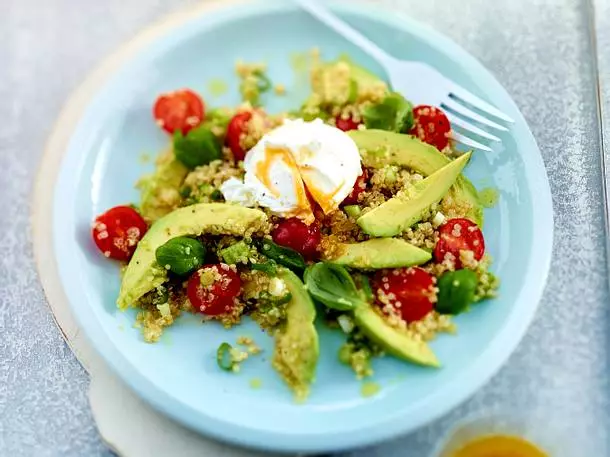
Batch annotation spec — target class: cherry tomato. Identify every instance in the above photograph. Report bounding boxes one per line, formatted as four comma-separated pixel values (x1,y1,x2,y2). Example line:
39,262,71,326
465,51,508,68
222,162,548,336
341,169,369,206
272,217,321,259
434,218,485,268
187,264,242,316
335,115,361,132
371,267,436,323
225,112,253,161
409,105,451,150
153,89,205,135
92,206,148,261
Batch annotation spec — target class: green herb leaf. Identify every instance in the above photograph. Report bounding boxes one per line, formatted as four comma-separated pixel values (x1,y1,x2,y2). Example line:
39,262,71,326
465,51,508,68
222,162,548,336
304,262,366,311
155,237,206,276
254,239,306,272
436,269,478,315
216,342,234,371
363,92,413,133
251,261,278,276
173,125,222,169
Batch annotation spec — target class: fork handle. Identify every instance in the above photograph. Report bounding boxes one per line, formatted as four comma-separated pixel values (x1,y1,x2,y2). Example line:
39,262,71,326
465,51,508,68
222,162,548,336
293,0,395,66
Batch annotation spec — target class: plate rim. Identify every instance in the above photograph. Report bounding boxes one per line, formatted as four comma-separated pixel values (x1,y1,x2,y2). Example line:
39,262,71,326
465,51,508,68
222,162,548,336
35,0,554,453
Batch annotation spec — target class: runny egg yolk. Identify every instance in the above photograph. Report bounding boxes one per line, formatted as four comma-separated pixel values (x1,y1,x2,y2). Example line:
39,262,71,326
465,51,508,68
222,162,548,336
254,146,314,222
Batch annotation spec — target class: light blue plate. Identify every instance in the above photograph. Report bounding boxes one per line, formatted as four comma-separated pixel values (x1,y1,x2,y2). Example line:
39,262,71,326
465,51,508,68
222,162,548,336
52,1,553,453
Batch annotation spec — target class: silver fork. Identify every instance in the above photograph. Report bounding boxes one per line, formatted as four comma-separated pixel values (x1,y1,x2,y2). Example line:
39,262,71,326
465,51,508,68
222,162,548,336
293,0,514,152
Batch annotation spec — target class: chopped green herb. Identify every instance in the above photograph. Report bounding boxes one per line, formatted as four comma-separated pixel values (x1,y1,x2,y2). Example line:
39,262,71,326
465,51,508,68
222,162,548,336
216,342,234,371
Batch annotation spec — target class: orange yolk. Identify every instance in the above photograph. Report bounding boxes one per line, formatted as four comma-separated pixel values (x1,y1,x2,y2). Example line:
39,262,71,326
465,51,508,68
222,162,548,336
254,146,314,222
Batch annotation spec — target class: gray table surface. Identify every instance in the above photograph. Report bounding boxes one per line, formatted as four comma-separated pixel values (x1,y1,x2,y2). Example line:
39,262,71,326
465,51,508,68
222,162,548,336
1,0,609,455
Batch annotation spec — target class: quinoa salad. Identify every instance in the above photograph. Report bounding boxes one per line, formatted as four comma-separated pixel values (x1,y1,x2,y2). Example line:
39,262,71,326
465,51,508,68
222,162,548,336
91,51,499,399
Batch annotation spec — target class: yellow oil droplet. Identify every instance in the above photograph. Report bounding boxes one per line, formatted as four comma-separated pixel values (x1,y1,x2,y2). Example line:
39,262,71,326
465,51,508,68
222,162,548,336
479,187,499,208
360,381,381,398
450,435,548,457
249,378,262,389
207,79,229,97
290,51,310,75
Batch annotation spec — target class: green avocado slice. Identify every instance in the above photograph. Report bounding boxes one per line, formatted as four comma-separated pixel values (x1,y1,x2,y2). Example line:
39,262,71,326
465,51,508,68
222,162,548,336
349,129,483,226
357,152,471,237
326,238,431,269
136,149,189,224
117,203,268,310
353,301,439,367
272,268,319,400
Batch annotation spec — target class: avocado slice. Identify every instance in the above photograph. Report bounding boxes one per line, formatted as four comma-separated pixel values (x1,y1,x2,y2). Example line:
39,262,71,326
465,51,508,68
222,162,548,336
353,301,439,367
272,268,319,400
117,203,268,310
325,238,431,269
136,149,189,223
349,129,483,226
357,152,471,237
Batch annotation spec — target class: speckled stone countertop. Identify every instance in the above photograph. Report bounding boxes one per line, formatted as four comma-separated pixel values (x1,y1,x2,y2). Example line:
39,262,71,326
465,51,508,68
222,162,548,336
1,0,608,455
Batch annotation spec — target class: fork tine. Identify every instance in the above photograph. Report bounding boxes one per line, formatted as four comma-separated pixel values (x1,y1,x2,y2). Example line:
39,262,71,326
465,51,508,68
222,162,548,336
442,99,508,132
451,131,493,152
444,112,501,142
448,86,514,123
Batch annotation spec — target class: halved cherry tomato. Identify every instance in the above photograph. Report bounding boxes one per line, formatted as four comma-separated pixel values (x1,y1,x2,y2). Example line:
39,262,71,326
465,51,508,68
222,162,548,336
371,267,436,323
341,169,369,206
409,105,451,151
153,89,205,135
187,264,242,316
272,217,321,259
434,218,485,268
92,206,148,261
335,115,361,132
225,112,252,161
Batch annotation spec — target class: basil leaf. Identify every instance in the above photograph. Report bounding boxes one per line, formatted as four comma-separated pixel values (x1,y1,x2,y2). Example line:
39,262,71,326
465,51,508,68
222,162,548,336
251,261,278,276
254,239,306,272
155,237,206,276
436,269,478,315
304,262,365,311
363,92,413,133
353,273,374,302
173,125,222,169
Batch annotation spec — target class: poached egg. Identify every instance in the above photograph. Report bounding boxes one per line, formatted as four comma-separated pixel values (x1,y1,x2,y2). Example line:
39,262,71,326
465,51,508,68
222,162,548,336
221,118,362,222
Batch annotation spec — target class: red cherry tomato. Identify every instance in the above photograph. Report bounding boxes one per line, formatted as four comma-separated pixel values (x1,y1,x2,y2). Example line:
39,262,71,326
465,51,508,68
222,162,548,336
335,115,361,132
225,112,253,161
342,169,369,206
434,218,485,268
153,89,205,135
371,267,436,323
409,105,451,150
92,206,148,261
187,264,242,316
272,217,321,259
